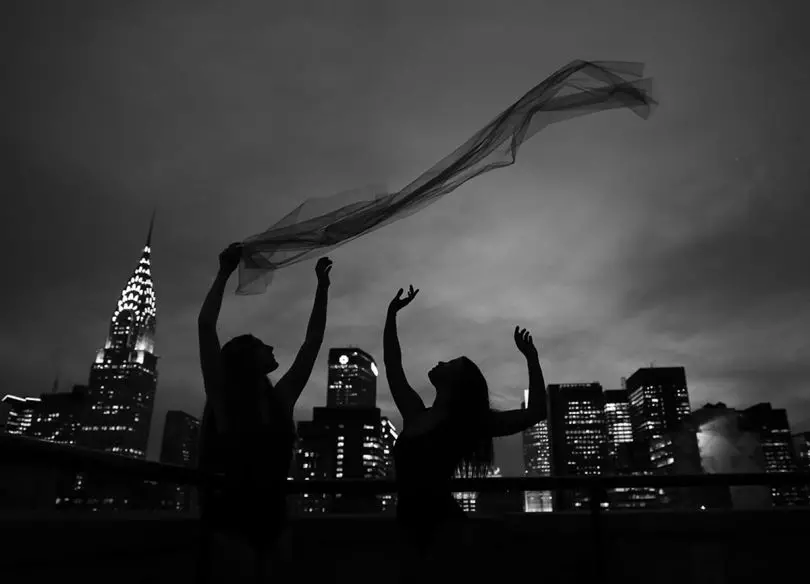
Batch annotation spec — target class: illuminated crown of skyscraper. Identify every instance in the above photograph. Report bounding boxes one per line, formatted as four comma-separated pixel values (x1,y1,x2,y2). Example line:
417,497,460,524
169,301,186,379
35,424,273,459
104,213,157,354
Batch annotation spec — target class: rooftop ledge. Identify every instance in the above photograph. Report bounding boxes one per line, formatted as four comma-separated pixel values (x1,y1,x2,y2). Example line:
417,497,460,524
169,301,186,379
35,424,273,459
3,510,810,583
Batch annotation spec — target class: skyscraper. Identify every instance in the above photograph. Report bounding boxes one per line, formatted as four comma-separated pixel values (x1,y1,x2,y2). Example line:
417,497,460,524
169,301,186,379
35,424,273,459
160,410,201,512
296,407,392,513
63,218,159,511
602,389,657,509
78,217,158,459
521,389,552,512
27,385,89,446
1,395,41,436
741,403,804,507
626,367,692,508
626,367,691,446
326,348,378,409
548,382,608,510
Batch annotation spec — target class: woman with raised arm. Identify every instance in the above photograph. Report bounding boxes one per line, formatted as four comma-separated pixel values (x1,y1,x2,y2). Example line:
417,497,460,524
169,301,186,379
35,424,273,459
196,243,333,583
384,285,547,577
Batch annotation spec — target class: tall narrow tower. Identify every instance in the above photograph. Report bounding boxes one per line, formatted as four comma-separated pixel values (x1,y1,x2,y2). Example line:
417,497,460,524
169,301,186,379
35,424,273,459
78,216,158,459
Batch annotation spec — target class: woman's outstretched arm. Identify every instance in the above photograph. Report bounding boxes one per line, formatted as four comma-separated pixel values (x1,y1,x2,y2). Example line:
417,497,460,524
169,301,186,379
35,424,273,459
384,286,426,423
489,327,547,438
277,258,332,410
198,243,242,431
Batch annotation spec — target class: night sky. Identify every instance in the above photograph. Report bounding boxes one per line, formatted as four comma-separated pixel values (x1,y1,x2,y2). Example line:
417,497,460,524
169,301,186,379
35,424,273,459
2,0,809,475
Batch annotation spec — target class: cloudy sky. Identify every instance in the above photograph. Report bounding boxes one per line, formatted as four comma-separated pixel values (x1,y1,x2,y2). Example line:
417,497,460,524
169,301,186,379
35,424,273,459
2,0,809,474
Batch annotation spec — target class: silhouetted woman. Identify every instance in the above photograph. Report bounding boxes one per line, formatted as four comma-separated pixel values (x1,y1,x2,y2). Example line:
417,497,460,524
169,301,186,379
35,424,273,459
384,285,547,577
196,243,332,582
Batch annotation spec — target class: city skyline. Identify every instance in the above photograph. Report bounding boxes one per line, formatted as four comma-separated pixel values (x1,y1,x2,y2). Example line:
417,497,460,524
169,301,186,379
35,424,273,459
3,1,810,478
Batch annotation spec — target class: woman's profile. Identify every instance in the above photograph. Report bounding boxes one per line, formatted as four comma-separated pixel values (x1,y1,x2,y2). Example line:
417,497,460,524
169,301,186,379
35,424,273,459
384,285,547,577
196,242,333,582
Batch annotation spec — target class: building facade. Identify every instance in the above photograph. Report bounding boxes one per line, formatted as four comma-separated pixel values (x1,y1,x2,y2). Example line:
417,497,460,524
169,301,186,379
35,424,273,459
548,382,608,510
326,348,378,409
295,407,394,514
521,389,553,512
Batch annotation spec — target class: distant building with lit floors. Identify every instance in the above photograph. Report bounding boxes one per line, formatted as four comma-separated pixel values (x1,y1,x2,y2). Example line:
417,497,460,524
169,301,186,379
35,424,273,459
741,403,805,507
159,410,201,512
295,407,395,514
548,383,608,510
327,348,378,409
603,389,657,509
2,385,89,446
63,218,159,510
626,367,692,508
521,389,553,512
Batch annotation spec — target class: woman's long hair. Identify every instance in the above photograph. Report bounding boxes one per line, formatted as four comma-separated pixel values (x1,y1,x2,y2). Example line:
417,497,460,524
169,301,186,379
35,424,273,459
447,357,495,478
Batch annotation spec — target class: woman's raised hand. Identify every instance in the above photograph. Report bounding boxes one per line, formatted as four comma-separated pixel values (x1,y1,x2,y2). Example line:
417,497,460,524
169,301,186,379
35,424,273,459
388,285,420,313
218,243,243,276
514,326,539,361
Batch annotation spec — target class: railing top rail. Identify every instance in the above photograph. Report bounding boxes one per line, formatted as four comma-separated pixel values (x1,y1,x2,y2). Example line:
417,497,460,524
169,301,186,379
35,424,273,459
2,434,809,493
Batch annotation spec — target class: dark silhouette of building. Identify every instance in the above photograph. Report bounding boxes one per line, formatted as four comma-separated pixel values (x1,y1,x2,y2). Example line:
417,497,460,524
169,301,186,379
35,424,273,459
326,348,377,409
521,389,552,512
296,407,394,513
159,410,201,512
794,431,810,503
794,432,810,470
741,403,805,507
64,217,159,511
548,382,608,510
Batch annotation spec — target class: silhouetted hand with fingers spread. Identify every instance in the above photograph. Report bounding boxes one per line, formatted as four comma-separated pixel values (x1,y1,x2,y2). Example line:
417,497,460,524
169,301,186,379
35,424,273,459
388,285,419,314
514,326,539,361
315,257,333,288
218,243,243,276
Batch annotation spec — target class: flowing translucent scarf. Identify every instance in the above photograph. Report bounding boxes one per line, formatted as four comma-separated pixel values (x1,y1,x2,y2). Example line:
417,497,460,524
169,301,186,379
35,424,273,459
237,60,656,294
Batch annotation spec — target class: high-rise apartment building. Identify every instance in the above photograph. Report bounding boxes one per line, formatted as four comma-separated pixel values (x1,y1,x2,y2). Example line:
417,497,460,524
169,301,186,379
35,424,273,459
326,348,378,409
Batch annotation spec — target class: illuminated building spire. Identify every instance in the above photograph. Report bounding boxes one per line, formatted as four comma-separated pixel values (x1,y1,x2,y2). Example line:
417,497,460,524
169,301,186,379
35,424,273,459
104,216,157,355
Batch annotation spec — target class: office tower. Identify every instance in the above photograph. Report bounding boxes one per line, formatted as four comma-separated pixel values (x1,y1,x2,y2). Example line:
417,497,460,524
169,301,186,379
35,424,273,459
626,367,691,446
1,386,88,445
326,348,378,409
379,416,398,513
64,218,159,511
296,407,392,513
521,389,552,512
1,395,41,435
78,217,158,459
603,389,657,509
548,383,608,510
28,385,90,446
159,410,201,512
741,403,804,507
626,367,691,507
